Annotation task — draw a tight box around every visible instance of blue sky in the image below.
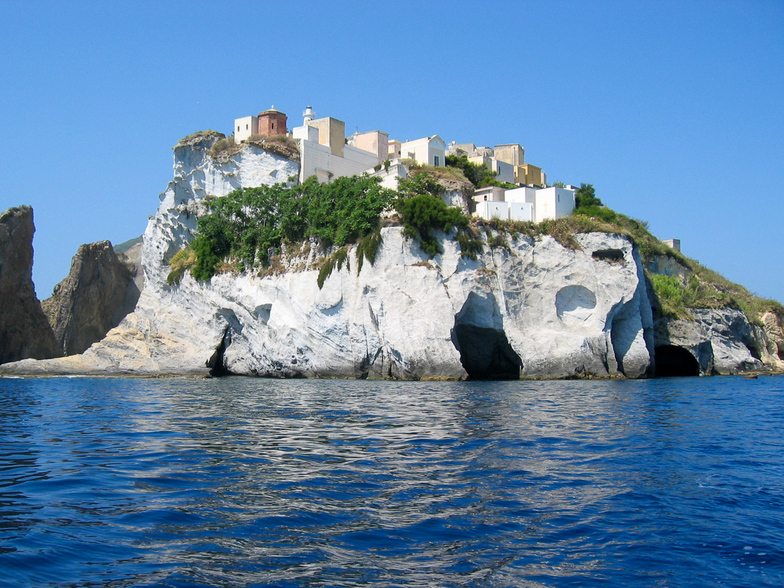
[1,0,783,302]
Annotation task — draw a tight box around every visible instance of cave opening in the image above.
[206,327,232,377]
[655,345,700,377]
[452,324,522,380]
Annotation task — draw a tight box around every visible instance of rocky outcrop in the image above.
[653,308,768,376]
[0,206,59,364]
[0,229,655,379]
[41,240,141,355]
[0,133,655,378]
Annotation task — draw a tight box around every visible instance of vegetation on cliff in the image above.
[170,171,782,330]
[172,173,481,284]
[567,184,783,323]
[445,153,516,189]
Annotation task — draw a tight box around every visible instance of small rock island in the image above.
[2,105,782,379]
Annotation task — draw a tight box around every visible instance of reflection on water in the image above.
[0,376,783,587]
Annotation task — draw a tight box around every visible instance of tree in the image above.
[575,183,602,208]
[445,153,500,188]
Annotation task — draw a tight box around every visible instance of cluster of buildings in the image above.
[233,106,575,224]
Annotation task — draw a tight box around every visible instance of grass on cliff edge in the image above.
[569,205,783,323]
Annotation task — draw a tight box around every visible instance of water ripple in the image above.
[0,376,783,587]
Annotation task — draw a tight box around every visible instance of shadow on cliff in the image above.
[451,292,522,380]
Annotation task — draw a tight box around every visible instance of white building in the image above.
[399,135,446,167]
[532,186,575,222]
[234,115,258,143]
[291,107,385,184]
[476,200,508,220]
[474,185,574,223]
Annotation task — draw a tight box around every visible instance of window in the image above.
[237,125,240,132]
[271,123,275,131]
[433,155,440,166]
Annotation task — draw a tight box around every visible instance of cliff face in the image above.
[0,137,654,377]
[41,240,141,355]
[0,206,60,363]
[1,135,776,378]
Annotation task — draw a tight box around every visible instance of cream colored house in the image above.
[400,135,446,167]
[348,130,389,162]
[234,115,258,143]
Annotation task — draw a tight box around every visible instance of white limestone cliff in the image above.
[1,134,657,378]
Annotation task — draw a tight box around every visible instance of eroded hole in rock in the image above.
[592,249,625,263]
[452,292,521,380]
[655,345,700,377]
[556,285,597,327]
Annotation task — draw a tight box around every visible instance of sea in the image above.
[0,375,782,588]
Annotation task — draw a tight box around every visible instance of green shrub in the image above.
[317,257,335,289]
[189,176,395,281]
[317,247,350,289]
[445,153,505,188]
[395,194,468,257]
[649,274,691,319]
[356,230,383,273]
[575,183,602,208]
[455,231,484,259]
[574,204,617,224]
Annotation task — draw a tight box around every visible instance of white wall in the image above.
[292,124,319,142]
[504,186,537,204]
[555,186,576,218]
[234,116,257,143]
[509,202,534,222]
[475,201,508,220]
[401,136,446,167]
[473,186,506,207]
[298,139,379,183]
[493,159,515,184]
[505,186,573,222]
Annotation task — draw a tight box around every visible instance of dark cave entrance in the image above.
[655,345,701,377]
[452,323,522,380]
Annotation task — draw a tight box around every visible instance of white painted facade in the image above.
[509,202,534,222]
[504,186,537,205]
[400,135,446,167]
[492,159,515,184]
[290,110,385,184]
[531,186,575,222]
[366,161,408,191]
[473,186,506,206]
[476,201,508,220]
[297,139,379,184]
[234,115,258,143]
[474,185,573,223]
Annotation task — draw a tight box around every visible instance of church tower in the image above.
[257,106,288,137]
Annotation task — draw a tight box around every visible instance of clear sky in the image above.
[1,0,782,302]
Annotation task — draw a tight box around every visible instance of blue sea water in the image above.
[0,376,783,587]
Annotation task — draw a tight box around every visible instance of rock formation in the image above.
[0,206,60,364]
[1,133,780,378]
[653,309,767,376]
[41,240,141,355]
[0,135,654,378]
